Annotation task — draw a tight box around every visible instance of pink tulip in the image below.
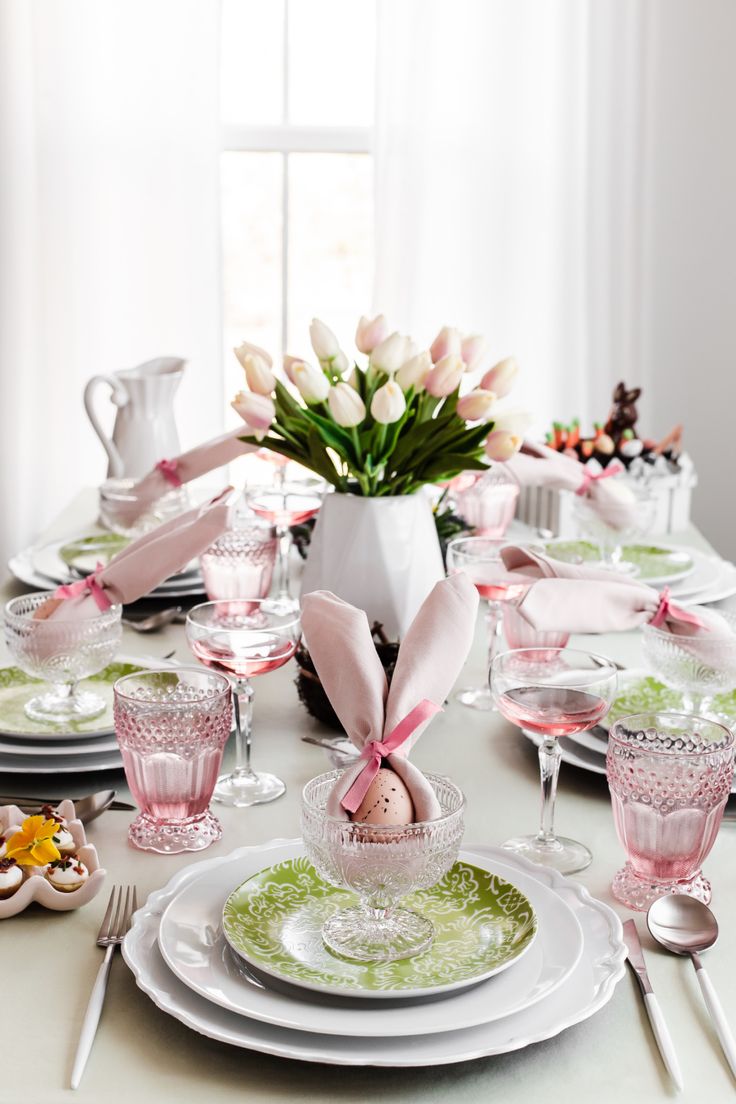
[371,380,406,424]
[234,340,273,369]
[231,390,275,431]
[355,313,390,355]
[283,354,305,384]
[425,353,464,397]
[239,352,276,396]
[327,382,366,427]
[484,430,523,462]
[429,325,462,363]
[491,409,532,436]
[481,356,519,399]
[461,334,489,373]
[456,388,496,422]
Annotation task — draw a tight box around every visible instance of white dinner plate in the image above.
[123,838,626,1067]
[0,732,119,756]
[8,546,205,600]
[666,550,736,600]
[157,845,582,1035]
[0,747,123,774]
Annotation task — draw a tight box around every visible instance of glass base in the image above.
[322,906,434,963]
[128,809,222,854]
[24,689,106,723]
[455,686,496,711]
[502,833,592,874]
[212,769,286,807]
[611,862,712,911]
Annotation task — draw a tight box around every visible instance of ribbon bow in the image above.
[340,699,443,815]
[156,458,182,487]
[575,459,625,497]
[649,586,705,630]
[54,562,112,612]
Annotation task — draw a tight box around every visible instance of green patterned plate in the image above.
[0,661,144,740]
[604,670,736,729]
[222,857,538,999]
[544,539,695,585]
[57,533,130,573]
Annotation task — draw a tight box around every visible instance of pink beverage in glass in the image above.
[497,686,608,737]
[473,580,527,602]
[455,482,520,538]
[114,668,232,854]
[503,605,570,656]
[606,712,734,910]
[249,489,321,528]
[200,523,277,602]
[189,633,297,679]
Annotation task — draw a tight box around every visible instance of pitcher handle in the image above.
[83,374,128,477]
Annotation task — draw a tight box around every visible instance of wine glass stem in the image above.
[276,524,291,601]
[536,737,562,844]
[485,601,503,674]
[232,677,256,779]
[684,691,711,715]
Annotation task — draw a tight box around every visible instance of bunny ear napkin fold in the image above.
[301,573,479,822]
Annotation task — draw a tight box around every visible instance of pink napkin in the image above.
[499,545,727,639]
[506,441,639,530]
[117,429,257,525]
[301,573,479,822]
[36,489,239,620]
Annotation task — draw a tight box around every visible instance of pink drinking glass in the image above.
[446,536,526,710]
[491,647,618,873]
[113,667,232,854]
[246,480,323,613]
[200,518,277,603]
[453,468,520,538]
[185,599,301,807]
[607,712,734,910]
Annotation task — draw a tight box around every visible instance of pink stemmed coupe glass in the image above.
[113,667,232,854]
[445,537,526,710]
[491,647,618,873]
[246,480,323,614]
[186,599,301,807]
[606,712,734,910]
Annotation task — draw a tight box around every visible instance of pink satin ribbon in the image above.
[156,458,182,487]
[341,699,443,815]
[575,459,625,497]
[54,562,112,612]
[650,586,705,630]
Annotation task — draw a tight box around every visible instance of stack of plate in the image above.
[0,659,149,774]
[522,669,736,793]
[123,837,626,1067]
[8,534,205,600]
[544,540,736,605]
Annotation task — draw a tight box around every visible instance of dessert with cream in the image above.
[45,857,90,893]
[40,807,76,857]
[0,858,23,899]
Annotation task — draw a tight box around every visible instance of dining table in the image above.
[2,489,735,1104]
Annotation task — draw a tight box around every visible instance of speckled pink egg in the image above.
[350,766,415,826]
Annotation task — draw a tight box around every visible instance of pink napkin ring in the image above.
[649,586,705,630]
[54,562,112,612]
[156,458,182,487]
[575,459,625,497]
[340,699,443,815]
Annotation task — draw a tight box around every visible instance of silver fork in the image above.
[71,885,138,1090]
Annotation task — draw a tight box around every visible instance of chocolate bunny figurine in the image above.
[605,382,641,444]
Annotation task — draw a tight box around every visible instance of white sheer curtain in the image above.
[373,0,646,431]
[0,0,223,571]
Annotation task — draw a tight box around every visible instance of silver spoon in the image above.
[122,606,183,633]
[648,895,736,1079]
[0,790,134,822]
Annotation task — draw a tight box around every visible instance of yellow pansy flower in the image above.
[5,815,61,867]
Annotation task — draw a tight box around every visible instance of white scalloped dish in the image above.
[0,798,106,918]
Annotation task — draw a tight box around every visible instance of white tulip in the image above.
[371,380,406,424]
[370,332,414,375]
[239,352,275,396]
[425,354,464,397]
[481,357,519,399]
[309,318,340,361]
[491,409,533,436]
[355,313,390,354]
[457,388,497,421]
[333,349,350,375]
[293,360,330,404]
[429,325,462,363]
[461,334,489,373]
[327,382,366,427]
[234,340,273,369]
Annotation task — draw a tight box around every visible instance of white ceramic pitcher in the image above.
[84,357,186,477]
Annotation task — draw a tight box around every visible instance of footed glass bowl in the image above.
[301,770,465,964]
[641,608,736,718]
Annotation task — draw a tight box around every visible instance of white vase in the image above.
[300,492,445,640]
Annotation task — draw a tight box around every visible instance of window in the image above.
[220,0,377,402]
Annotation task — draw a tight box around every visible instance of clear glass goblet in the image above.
[607,712,734,910]
[200,516,277,603]
[246,480,323,613]
[446,536,525,710]
[4,593,122,722]
[641,608,736,719]
[185,599,301,807]
[301,770,465,963]
[490,647,618,873]
[573,484,656,575]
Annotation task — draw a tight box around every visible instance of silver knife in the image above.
[623,918,684,1091]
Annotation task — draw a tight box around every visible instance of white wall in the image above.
[638,0,736,558]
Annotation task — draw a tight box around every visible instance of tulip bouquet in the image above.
[231,315,527,497]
